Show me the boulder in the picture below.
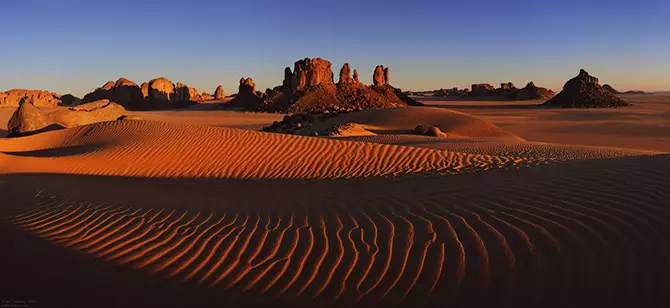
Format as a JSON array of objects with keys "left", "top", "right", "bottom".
[
  {"left": 7, "top": 99, "right": 60, "bottom": 136},
  {"left": 543, "top": 69, "right": 630, "bottom": 108},
  {"left": 47, "top": 99, "right": 127, "bottom": 128},
  {"left": 147, "top": 77, "right": 176, "bottom": 101},
  {"left": 214, "top": 85, "right": 225, "bottom": 100},
  {"left": 0, "top": 89, "right": 61, "bottom": 108},
  {"left": 412, "top": 125, "right": 447, "bottom": 137}
]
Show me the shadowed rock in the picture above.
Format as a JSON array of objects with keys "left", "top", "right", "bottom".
[
  {"left": 201, "top": 92, "right": 214, "bottom": 101},
  {"left": 59, "top": 94, "right": 81, "bottom": 106},
  {"left": 513, "top": 82, "right": 555, "bottom": 100},
  {"left": 148, "top": 77, "right": 176, "bottom": 101},
  {"left": 543, "top": 69, "right": 630, "bottom": 108},
  {"left": 383, "top": 67, "right": 390, "bottom": 85},
  {"left": 412, "top": 124, "right": 446, "bottom": 137},
  {"left": 82, "top": 78, "right": 143, "bottom": 108},
  {"left": 352, "top": 69, "right": 359, "bottom": 83},
  {"left": 222, "top": 77, "right": 263, "bottom": 109},
  {"left": 175, "top": 82, "right": 201, "bottom": 102}
]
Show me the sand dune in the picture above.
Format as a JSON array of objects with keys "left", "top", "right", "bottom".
[
  {"left": 3, "top": 153, "right": 669, "bottom": 307},
  {"left": 1, "top": 112, "right": 669, "bottom": 307},
  {"left": 309, "top": 107, "right": 525, "bottom": 141},
  {"left": 0, "top": 120, "right": 549, "bottom": 179}
]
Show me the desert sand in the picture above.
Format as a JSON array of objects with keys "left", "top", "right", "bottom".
[{"left": 0, "top": 94, "right": 669, "bottom": 307}]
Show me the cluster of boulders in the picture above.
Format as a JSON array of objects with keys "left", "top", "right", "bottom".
[
  {"left": 543, "top": 69, "right": 630, "bottom": 108},
  {"left": 465, "top": 82, "right": 555, "bottom": 100},
  {"left": 7, "top": 99, "right": 134, "bottom": 137},
  {"left": 261, "top": 109, "right": 344, "bottom": 135},
  {"left": 0, "top": 89, "right": 63, "bottom": 108},
  {"left": 222, "top": 57, "right": 423, "bottom": 113},
  {"left": 79, "top": 77, "right": 226, "bottom": 110}
]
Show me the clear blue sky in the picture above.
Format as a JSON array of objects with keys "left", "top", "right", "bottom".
[{"left": 1, "top": 0, "right": 669, "bottom": 97}]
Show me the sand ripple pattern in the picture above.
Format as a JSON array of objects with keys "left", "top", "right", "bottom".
[
  {"left": 1, "top": 121, "right": 562, "bottom": 179},
  {"left": 8, "top": 155, "right": 670, "bottom": 307}
]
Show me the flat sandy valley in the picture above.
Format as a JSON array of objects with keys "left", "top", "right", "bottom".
[{"left": 1, "top": 94, "right": 669, "bottom": 307}]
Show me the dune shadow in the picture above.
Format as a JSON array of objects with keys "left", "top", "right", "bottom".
[
  {"left": 1, "top": 154, "right": 669, "bottom": 307},
  {"left": 2, "top": 142, "right": 108, "bottom": 158}
]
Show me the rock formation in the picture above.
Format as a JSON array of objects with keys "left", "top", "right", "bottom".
[
  {"left": 140, "top": 82, "right": 149, "bottom": 98},
  {"left": 48, "top": 99, "right": 127, "bottom": 128},
  {"left": 236, "top": 58, "right": 422, "bottom": 113},
  {"left": 373, "top": 65, "right": 385, "bottom": 86},
  {"left": 338, "top": 63, "right": 352, "bottom": 84},
  {"left": 7, "top": 99, "right": 59, "bottom": 136},
  {"left": 543, "top": 69, "right": 630, "bottom": 108},
  {"left": 200, "top": 92, "right": 214, "bottom": 101},
  {"left": 147, "top": 77, "right": 176, "bottom": 101},
  {"left": 603, "top": 84, "right": 620, "bottom": 94},
  {"left": 214, "top": 85, "right": 225, "bottom": 100},
  {"left": 469, "top": 83, "right": 496, "bottom": 97},
  {"left": 175, "top": 82, "right": 201, "bottom": 102},
  {"left": 383, "top": 67, "right": 390, "bottom": 85},
  {"left": 289, "top": 58, "right": 334, "bottom": 92},
  {"left": 500, "top": 82, "right": 516, "bottom": 91},
  {"left": 82, "top": 78, "right": 143, "bottom": 108},
  {"left": 513, "top": 82, "right": 555, "bottom": 100},
  {"left": 111, "top": 78, "right": 144, "bottom": 106},
  {"left": 0, "top": 89, "right": 61, "bottom": 108},
  {"left": 223, "top": 77, "right": 264, "bottom": 109}
]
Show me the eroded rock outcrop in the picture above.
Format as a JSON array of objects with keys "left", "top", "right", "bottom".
[
  {"left": 338, "top": 63, "right": 352, "bottom": 84},
  {"left": 82, "top": 78, "right": 143, "bottom": 108},
  {"left": 7, "top": 99, "right": 60, "bottom": 136},
  {"left": 48, "top": 99, "right": 127, "bottom": 128},
  {"left": 469, "top": 83, "right": 496, "bottom": 97},
  {"left": 175, "top": 82, "right": 201, "bottom": 102},
  {"left": 543, "top": 69, "right": 630, "bottom": 108},
  {"left": 513, "top": 82, "right": 555, "bottom": 100},
  {"left": 0, "top": 89, "right": 61, "bottom": 108},
  {"left": 214, "top": 85, "right": 225, "bottom": 100},
  {"left": 237, "top": 58, "right": 422, "bottom": 113},
  {"left": 201, "top": 92, "right": 214, "bottom": 101},
  {"left": 147, "top": 77, "right": 176, "bottom": 101},
  {"left": 223, "top": 77, "right": 264, "bottom": 109}
]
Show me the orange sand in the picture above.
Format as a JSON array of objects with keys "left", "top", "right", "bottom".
[{"left": 1, "top": 98, "right": 669, "bottom": 307}]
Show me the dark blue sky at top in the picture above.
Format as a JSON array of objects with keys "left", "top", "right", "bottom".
[{"left": 1, "top": 0, "right": 668, "bottom": 96}]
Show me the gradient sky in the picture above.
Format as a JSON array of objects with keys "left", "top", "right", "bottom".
[{"left": 1, "top": 0, "right": 669, "bottom": 97}]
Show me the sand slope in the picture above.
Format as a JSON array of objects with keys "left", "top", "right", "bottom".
[{"left": 1, "top": 119, "right": 669, "bottom": 307}]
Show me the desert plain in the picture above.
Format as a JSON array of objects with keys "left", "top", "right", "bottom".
[{"left": 0, "top": 82, "right": 669, "bottom": 308}]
